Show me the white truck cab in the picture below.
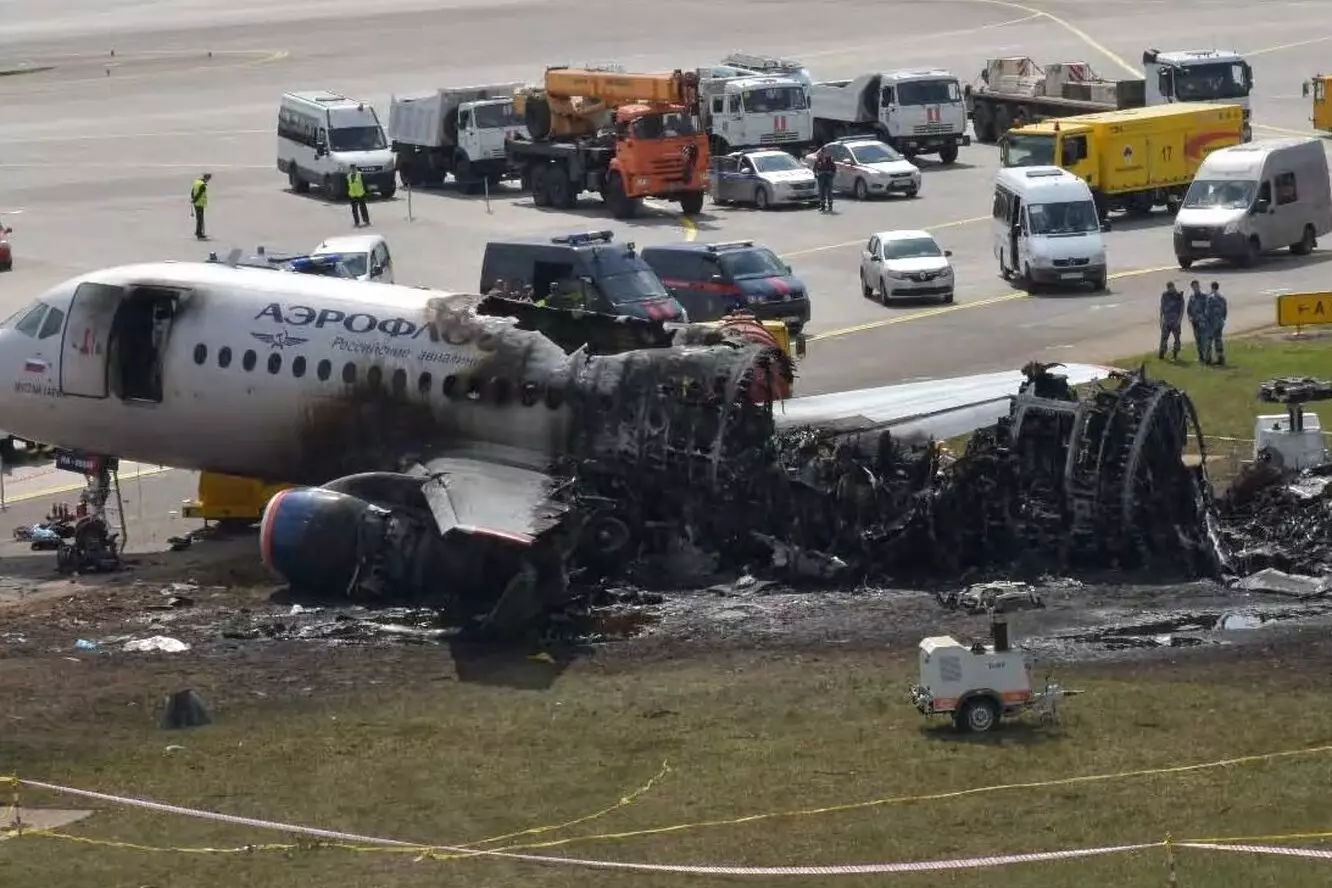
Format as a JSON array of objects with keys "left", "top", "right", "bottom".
[
  {"left": 810, "top": 69, "right": 971, "bottom": 163},
  {"left": 697, "top": 67, "right": 813, "bottom": 153},
  {"left": 1142, "top": 49, "right": 1254, "bottom": 140},
  {"left": 278, "top": 91, "right": 397, "bottom": 200}
]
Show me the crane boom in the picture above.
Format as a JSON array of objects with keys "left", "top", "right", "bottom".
[{"left": 542, "top": 67, "right": 699, "bottom": 109}]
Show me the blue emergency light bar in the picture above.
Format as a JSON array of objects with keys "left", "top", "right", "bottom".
[{"left": 551, "top": 230, "right": 614, "bottom": 246}]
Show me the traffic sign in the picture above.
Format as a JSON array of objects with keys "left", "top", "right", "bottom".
[{"left": 1276, "top": 291, "right": 1332, "bottom": 327}]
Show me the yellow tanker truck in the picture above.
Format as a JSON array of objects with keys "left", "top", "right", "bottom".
[{"left": 999, "top": 102, "right": 1246, "bottom": 217}]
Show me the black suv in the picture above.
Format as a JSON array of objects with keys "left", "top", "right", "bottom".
[
  {"left": 639, "top": 241, "right": 810, "bottom": 332},
  {"left": 479, "top": 230, "right": 686, "bottom": 322}
]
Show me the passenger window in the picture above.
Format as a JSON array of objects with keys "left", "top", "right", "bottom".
[
  {"left": 15, "top": 305, "right": 47, "bottom": 338},
  {"left": 242, "top": 349, "right": 257, "bottom": 371},
  {"left": 193, "top": 343, "right": 208, "bottom": 365},
  {"left": 712, "top": 97, "right": 723, "bottom": 114},
  {"left": 38, "top": 306, "right": 65, "bottom": 339},
  {"left": 391, "top": 368, "right": 407, "bottom": 397},
  {"left": 267, "top": 353, "right": 282, "bottom": 374},
  {"left": 728, "top": 95, "right": 741, "bottom": 113},
  {"left": 317, "top": 359, "right": 331, "bottom": 381},
  {"left": 992, "top": 191, "right": 1006, "bottom": 219},
  {"left": 367, "top": 365, "right": 383, "bottom": 389},
  {"left": 218, "top": 346, "right": 232, "bottom": 368},
  {"left": 342, "top": 362, "right": 356, "bottom": 384},
  {"left": 1258, "top": 181, "right": 1272, "bottom": 204},
  {"left": 881, "top": 87, "right": 894, "bottom": 106},
  {"left": 1275, "top": 172, "right": 1298, "bottom": 206},
  {"left": 292, "top": 355, "right": 306, "bottom": 378},
  {"left": 418, "top": 371, "right": 432, "bottom": 394}
]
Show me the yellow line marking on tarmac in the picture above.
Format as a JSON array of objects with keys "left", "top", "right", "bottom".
[
  {"left": 794, "top": 15, "right": 1042, "bottom": 60},
  {"left": 807, "top": 264, "right": 1178, "bottom": 343},
  {"left": 784, "top": 216, "right": 989, "bottom": 259},
  {"left": 0, "top": 49, "right": 289, "bottom": 92},
  {"left": 1247, "top": 35, "right": 1332, "bottom": 56},
  {"left": 681, "top": 215, "right": 697, "bottom": 242},
  {"left": 1254, "top": 123, "right": 1325, "bottom": 137},
  {"left": 0, "top": 129, "right": 270, "bottom": 145},
  {"left": 967, "top": 0, "right": 1140, "bottom": 78},
  {"left": 2, "top": 466, "right": 174, "bottom": 506}
]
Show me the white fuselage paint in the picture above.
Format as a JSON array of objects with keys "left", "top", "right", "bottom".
[{"left": 0, "top": 262, "right": 574, "bottom": 483}]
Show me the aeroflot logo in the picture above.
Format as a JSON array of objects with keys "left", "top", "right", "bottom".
[{"left": 254, "top": 303, "right": 479, "bottom": 345}]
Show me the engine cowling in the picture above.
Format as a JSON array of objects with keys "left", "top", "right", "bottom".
[{"left": 259, "top": 487, "right": 384, "bottom": 595}]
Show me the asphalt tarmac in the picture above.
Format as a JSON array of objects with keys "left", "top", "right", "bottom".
[{"left": 0, "top": 0, "right": 1329, "bottom": 563}]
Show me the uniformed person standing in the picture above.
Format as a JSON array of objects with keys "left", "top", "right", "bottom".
[
  {"left": 813, "top": 149, "right": 837, "bottom": 213},
  {"left": 1185, "top": 280, "right": 1210, "bottom": 364},
  {"left": 347, "top": 165, "right": 370, "bottom": 227},
  {"left": 189, "top": 172, "right": 211, "bottom": 240},
  {"left": 1158, "top": 281, "right": 1184, "bottom": 361},
  {"left": 1205, "top": 281, "right": 1228, "bottom": 366}
]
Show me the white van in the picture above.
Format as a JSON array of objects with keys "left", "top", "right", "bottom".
[
  {"left": 993, "top": 166, "right": 1110, "bottom": 291},
  {"left": 1174, "top": 137, "right": 1332, "bottom": 269},
  {"left": 309, "top": 234, "right": 395, "bottom": 284},
  {"left": 278, "top": 91, "right": 397, "bottom": 200}
]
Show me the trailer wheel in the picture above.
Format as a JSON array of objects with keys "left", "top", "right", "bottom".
[
  {"left": 956, "top": 696, "right": 1000, "bottom": 734},
  {"left": 530, "top": 164, "right": 552, "bottom": 207}
]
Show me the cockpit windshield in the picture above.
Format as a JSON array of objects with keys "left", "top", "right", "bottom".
[{"left": 6, "top": 301, "right": 66, "bottom": 339}]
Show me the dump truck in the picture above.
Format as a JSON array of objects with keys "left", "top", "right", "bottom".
[
  {"left": 966, "top": 49, "right": 1254, "bottom": 144},
  {"left": 1304, "top": 74, "right": 1332, "bottom": 133},
  {"left": 696, "top": 62, "right": 813, "bottom": 154},
  {"left": 805, "top": 68, "right": 971, "bottom": 163},
  {"left": 506, "top": 67, "right": 710, "bottom": 219},
  {"left": 999, "top": 102, "right": 1246, "bottom": 217},
  {"left": 388, "top": 84, "right": 527, "bottom": 192}
]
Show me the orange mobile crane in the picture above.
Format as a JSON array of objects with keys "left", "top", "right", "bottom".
[{"left": 508, "top": 67, "right": 710, "bottom": 219}]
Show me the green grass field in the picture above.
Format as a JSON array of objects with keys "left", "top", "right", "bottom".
[{"left": 6, "top": 334, "right": 1332, "bottom": 887}]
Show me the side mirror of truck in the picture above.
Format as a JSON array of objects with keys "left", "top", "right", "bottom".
[
  {"left": 1303, "top": 80, "right": 1311, "bottom": 98},
  {"left": 944, "top": 250, "right": 953, "bottom": 257}
]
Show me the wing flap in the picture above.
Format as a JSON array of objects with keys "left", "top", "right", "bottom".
[
  {"left": 775, "top": 363, "right": 1116, "bottom": 439},
  {"left": 416, "top": 456, "right": 569, "bottom": 544}
]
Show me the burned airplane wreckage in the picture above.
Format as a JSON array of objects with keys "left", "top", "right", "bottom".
[{"left": 258, "top": 297, "right": 1229, "bottom": 639}]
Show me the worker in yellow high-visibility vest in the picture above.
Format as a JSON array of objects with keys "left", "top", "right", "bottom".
[
  {"left": 347, "top": 166, "right": 369, "bottom": 227},
  {"left": 189, "top": 172, "right": 211, "bottom": 239}
]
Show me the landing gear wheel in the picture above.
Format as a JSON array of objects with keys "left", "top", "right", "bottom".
[
  {"left": 288, "top": 167, "right": 309, "bottom": 194},
  {"left": 853, "top": 178, "right": 869, "bottom": 201},
  {"left": 955, "top": 697, "right": 1000, "bottom": 734},
  {"left": 679, "top": 190, "right": 704, "bottom": 215},
  {"left": 938, "top": 142, "right": 960, "bottom": 164},
  {"left": 754, "top": 187, "right": 770, "bottom": 210},
  {"left": 1291, "top": 224, "right": 1317, "bottom": 256}
]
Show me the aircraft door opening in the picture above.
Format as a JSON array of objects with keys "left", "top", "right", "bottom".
[
  {"left": 60, "top": 282, "right": 124, "bottom": 398},
  {"left": 108, "top": 286, "right": 180, "bottom": 404}
]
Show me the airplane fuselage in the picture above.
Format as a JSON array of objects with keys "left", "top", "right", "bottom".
[{"left": 0, "top": 262, "right": 583, "bottom": 483}]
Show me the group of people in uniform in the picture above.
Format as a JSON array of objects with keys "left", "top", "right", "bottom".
[
  {"left": 1159, "top": 280, "right": 1228, "bottom": 365},
  {"left": 482, "top": 279, "right": 588, "bottom": 310}
]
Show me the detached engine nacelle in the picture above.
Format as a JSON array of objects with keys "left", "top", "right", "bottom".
[{"left": 259, "top": 486, "right": 430, "bottom": 601}]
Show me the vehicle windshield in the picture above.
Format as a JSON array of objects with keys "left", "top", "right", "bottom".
[
  {"left": 329, "top": 126, "right": 387, "bottom": 152},
  {"left": 631, "top": 112, "right": 698, "bottom": 139},
  {"left": 742, "top": 86, "right": 809, "bottom": 112},
  {"left": 333, "top": 252, "right": 369, "bottom": 277},
  {"left": 894, "top": 79, "right": 961, "bottom": 105},
  {"left": 719, "top": 248, "right": 787, "bottom": 279},
  {"left": 1002, "top": 134, "right": 1056, "bottom": 167},
  {"left": 599, "top": 269, "right": 672, "bottom": 303},
  {"left": 1027, "top": 201, "right": 1100, "bottom": 235},
  {"left": 848, "top": 142, "right": 903, "bottom": 164},
  {"left": 1174, "top": 62, "right": 1250, "bottom": 101},
  {"left": 752, "top": 153, "right": 802, "bottom": 173},
  {"left": 474, "top": 101, "right": 524, "bottom": 129},
  {"left": 882, "top": 237, "right": 942, "bottom": 260},
  {"left": 1182, "top": 178, "right": 1256, "bottom": 210}
]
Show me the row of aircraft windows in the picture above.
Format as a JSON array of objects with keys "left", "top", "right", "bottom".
[{"left": 191, "top": 343, "right": 565, "bottom": 408}]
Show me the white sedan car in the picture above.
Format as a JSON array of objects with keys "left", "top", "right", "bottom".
[
  {"left": 859, "top": 230, "right": 954, "bottom": 304},
  {"left": 803, "top": 138, "right": 921, "bottom": 200}
]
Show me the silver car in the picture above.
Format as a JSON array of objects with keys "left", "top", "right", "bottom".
[
  {"left": 710, "top": 149, "right": 820, "bottom": 210},
  {"left": 804, "top": 138, "right": 921, "bottom": 200}
]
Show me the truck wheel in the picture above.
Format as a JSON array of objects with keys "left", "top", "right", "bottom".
[
  {"left": 956, "top": 697, "right": 1000, "bottom": 733},
  {"left": 288, "top": 167, "right": 309, "bottom": 194},
  {"left": 972, "top": 103, "right": 996, "bottom": 143},
  {"left": 547, "top": 171, "right": 576, "bottom": 209},
  {"left": 993, "top": 106, "right": 1012, "bottom": 138},
  {"left": 380, "top": 180, "right": 396, "bottom": 199},
  {"left": 679, "top": 190, "right": 704, "bottom": 215},
  {"left": 531, "top": 165, "right": 552, "bottom": 207},
  {"left": 1291, "top": 224, "right": 1317, "bottom": 256},
  {"left": 938, "top": 142, "right": 959, "bottom": 164},
  {"left": 603, "top": 173, "right": 638, "bottom": 219},
  {"left": 456, "top": 155, "right": 478, "bottom": 193}
]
